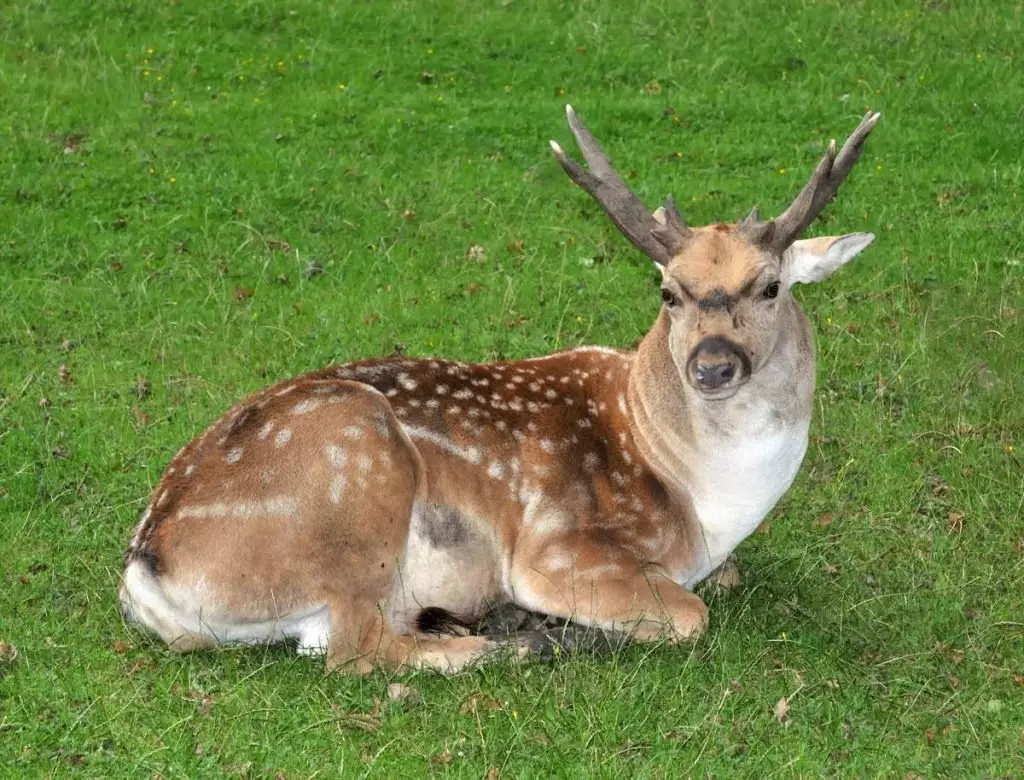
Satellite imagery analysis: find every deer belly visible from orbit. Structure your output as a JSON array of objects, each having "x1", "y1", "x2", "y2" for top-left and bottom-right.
[{"x1": 686, "y1": 429, "x2": 809, "y2": 583}]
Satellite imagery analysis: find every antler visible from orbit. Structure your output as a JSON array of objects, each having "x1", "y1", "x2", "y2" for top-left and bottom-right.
[
  {"x1": 739, "y1": 111, "x2": 881, "y2": 252},
  {"x1": 550, "y1": 105, "x2": 689, "y2": 266}
]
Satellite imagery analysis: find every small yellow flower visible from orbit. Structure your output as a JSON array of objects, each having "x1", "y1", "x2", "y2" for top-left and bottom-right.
[
  {"x1": 148, "y1": 167, "x2": 155, "y2": 175},
  {"x1": 337, "y1": 83, "x2": 346, "y2": 91},
  {"x1": 427, "y1": 48, "x2": 433, "y2": 55},
  {"x1": 168, "y1": 176, "x2": 177, "y2": 184},
  {"x1": 143, "y1": 70, "x2": 150, "y2": 77},
  {"x1": 146, "y1": 47, "x2": 154, "y2": 55},
  {"x1": 778, "y1": 168, "x2": 786, "y2": 175},
  {"x1": 504, "y1": 85, "x2": 512, "y2": 93},
  {"x1": 156, "y1": 74, "x2": 163, "y2": 81},
  {"x1": 277, "y1": 60, "x2": 284, "y2": 67}
]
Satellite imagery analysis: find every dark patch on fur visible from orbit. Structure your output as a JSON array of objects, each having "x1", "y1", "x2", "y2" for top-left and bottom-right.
[
  {"x1": 420, "y1": 504, "x2": 469, "y2": 548},
  {"x1": 222, "y1": 404, "x2": 262, "y2": 443},
  {"x1": 136, "y1": 547, "x2": 162, "y2": 575},
  {"x1": 696, "y1": 288, "x2": 734, "y2": 312}
]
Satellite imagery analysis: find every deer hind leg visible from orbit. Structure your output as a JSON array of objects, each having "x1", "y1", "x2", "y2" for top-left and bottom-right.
[
  {"x1": 509, "y1": 530, "x2": 708, "y2": 643},
  {"x1": 325, "y1": 610, "x2": 526, "y2": 674}
]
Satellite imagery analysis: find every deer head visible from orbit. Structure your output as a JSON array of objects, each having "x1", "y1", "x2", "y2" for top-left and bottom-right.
[{"x1": 551, "y1": 106, "x2": 878, "y2": 400}]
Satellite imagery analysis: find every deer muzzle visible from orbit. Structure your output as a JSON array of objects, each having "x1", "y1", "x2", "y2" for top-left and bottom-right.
[{"x1": 687, "y1": 337, "x2": 751, "y2": 398}]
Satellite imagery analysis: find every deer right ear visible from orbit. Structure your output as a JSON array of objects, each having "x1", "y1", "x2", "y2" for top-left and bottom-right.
[{"x1": 782, "y1": 232, "x2": 875, "y2": 287}]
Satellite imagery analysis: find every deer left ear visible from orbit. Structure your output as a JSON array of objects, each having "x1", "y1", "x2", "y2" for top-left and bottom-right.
[{"x1": 782, "y1": 232, "x2": 875, "y2": 287}]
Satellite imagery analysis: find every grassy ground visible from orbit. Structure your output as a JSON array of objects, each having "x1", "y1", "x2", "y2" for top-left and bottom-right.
[{"x1": 1, "y1": 0, "x2": 1022, "y2": 775}]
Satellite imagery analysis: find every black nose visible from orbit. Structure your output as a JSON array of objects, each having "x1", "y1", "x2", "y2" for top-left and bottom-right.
[{"x1": 694, "y1": 362, "x2": 736, "y2": 390}]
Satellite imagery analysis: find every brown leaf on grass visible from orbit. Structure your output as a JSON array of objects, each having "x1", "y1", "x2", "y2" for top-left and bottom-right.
[
  {"x1": 947, "y1": 673, "x2": 961, "y2": 690},
  {"x1": 61, "y1": 338, "x2": 76, "y2": 351},
  {"x1": 133, "y1": 406, "x2": 151, "y2": 426},
  {"x1": 465, "y1": 244, "x2": 486, "y2": 262},
  {"x1": 135, "y1": 376, "x2": 151, "y2": 398},
  {"x1": 756, "y1": 519, "x2": 772, "y2": 535},
  {"x1": 924, "y1": 727, "x2": 937, "y2": 745},
  {"x1": 419, "y1": 71, "x2": 434, "y2": 84},
  {"x1": 402, "y1": 209, "x2": 416, "y2": 221},
  {"x1": 773, "y1": 696, "x2": 790, "y2": 723},
  {"x1": 927, "y1": 473, "x2": 950, "y2": 496},
  {"x1": 485, "y1": 769, "x2": 500, "y2": 780},
  {"x1": 234, "y1": 287, "x2": 255, "y2": 302},
  {"x1": 196, "y1": 695, "x2": 214, "y2": 716},
  {"x1": 813, "y1": 512, "x2": 834, "y2": 527},
  {"x1": 112, "y1": 640, "x2": 132, "y2": 654},
  {"x1": 430, "y1": 750, "x2": 452, "y2": 765},
  {"x1": 267, "y1": 239, "x2": 292, "y2": 252},
  {"x1": 58, "y1": 363, "x2": 73, "y2": 384},
  {"x1": 507, "y1": 240, "x2": 525, "y2": 256},
  {"x1": 386, "y1": 683, "x2": 421, "y2": 707},
  {"x1": 38, "y1": 397, "x2": 51, "y2": 409},
  {"x1": 465, "y1": 283, "x2": 483, "y2": 296},
  {"x1": 823, "y1": 563, "x2": 841, "y2": 576},
  {"x1": 460, "y1": 694, "x2": 503, "y2": 716},
  {"x1": 362, "y1": 312, "x2": 380, "y2": 326},
  {"x1": 947, "y1": 512, "x2": 964, "y2": 533},
  {"x1": 841, "y1": 721, "x2": 855, "y2": 741},
  {"x1": 0, "y1": 641, "x2": 17, "y2": 664},
  {"x1": 332, "y1": 699, "x2": 382, "y2": 732},
  {"x1": 1012, "y1": 673, "x2": 1024, "y2": 687}
]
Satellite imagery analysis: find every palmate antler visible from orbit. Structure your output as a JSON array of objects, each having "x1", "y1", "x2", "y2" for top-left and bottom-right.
[
  {"x1": 552, "y1": 105, "x2": 880, "y2": 261},
  {"x1": 550, "y1": 105, "x2": 689, "y2": 266}
]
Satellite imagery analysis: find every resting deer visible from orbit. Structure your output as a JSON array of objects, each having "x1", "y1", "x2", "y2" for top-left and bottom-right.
[{"x1": 119, "y1": 107, "x2": 879, "y2": 673}]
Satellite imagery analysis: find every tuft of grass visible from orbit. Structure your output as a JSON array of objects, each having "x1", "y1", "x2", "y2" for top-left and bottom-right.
[{"x1": 1, "y1": 0, "x2": 1021, "y2": 775}]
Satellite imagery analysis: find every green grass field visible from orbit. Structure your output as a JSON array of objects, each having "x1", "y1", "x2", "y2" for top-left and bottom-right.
[{"x1": 2, "y1": 0, "x2": 1022, "y2": 775}]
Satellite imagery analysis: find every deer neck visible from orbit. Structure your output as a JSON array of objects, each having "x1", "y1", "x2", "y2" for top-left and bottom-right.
[{"x1": 627, "y1": 303, "x2": 815, "y2": 584}]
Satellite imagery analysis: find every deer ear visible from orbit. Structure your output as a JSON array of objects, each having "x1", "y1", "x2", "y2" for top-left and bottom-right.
[{"x1": 782, "y1": 232, "x2": 874, "y2": 287}]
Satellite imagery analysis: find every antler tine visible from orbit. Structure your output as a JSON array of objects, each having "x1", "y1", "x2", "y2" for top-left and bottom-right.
[
  {"x1": 769, "y1": 111, "x2": 881, "y2": 251},
  {"x1": 551, "y1": 105, "x2": 689, "y2": 266},
  {"x1": 736, "y1": 205, "x2": 775, "y2": 246}
]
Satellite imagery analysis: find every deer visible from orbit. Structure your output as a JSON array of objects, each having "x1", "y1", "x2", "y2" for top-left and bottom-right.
[{"x1": 119, "y1": 106, "x2": 879, "y2": 674}]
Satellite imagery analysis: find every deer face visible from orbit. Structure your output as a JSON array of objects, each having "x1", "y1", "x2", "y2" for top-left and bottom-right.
[
  {"x1": 659, "y1": 229, "x2": 782, "y2": 399},
  {"x1": 658, "y1": 229, "x2": 875, "y2": 399}
]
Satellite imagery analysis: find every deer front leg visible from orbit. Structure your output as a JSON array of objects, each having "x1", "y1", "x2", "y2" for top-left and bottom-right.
[{"x1": 509, "y1": 528, "x2": 708, "y2": 642}]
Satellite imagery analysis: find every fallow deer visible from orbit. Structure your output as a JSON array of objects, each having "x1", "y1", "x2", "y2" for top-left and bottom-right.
[{"x1": 119, "y1": 106, "x2": 879, "y2": 673}]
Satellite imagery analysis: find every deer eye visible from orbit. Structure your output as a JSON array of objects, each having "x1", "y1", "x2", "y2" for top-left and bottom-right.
[
  {"x1": 661, "y1": 287, "x2": 679, "y2": 307},
  {"x1": 763, "y1": 281, "x2": 780, "y2": 300}
]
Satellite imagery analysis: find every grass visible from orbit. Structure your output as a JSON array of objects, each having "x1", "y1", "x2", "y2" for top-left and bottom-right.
[{"x1": 1, "y1": 0, "x2": 1022, "y2": 775}]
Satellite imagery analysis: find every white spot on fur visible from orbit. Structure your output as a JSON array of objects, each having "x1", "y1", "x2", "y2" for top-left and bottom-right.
[
  {"x1": 326, "y1": 445, "x2": 347, "y2": 469},
  {"x1": 226, "y1": 447, "x2": 244, "y2": 464},
  {"x1": 398, "y1": 373, "x2": 418, "y2": 391},
  {"x1": 184, "y1": 464, "x2": 196, "y2": 476},
  {"x1": 583, "y1": 452, "x2": 601, "y2": 473},
  {"x1": 342, "y1": 425, "x2": 363, "y2": 440},
  {"x1": 435, "y1": 384, "x2": 449, "y2": 395},
  {"x1": 290, "y1": 398, "x2": 321, "y2": 415},
  {"x1": 329, "y1": 474, "x2": 348, "y2": 504},
  {"x1": 426, "y1": 398, "x2": 440, "y2": 409},
  {"x1": 275, "y1": 429, "x2": 292, "y2": 448},
  {"x1": 258, "y1": 421, "x2": 275, "y2": 440},
  {"x1": 488, "y1": 461, "x2": 504, "y2": 479},
  {"x1": 386, "y1": 388, "x2": 400, "y2": 397},
  {"x1": 453, "y1": 388, "x2": 473, "y2": 400},
  {"x1": 156, "y1": 490, "x2": 170, "y2": 508},
  {"x1": 540, "y1": 439, "x2": 554, "y2": 453},
  {"x1": 545, "y1": 388, "x2": 558, "y2": 400},
  {"x1": 357, "y1": 454, "x2": 373, "y2": 473},
  {"x1": 274, "y1": 385, "x2": 297, "y2": 397}
]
